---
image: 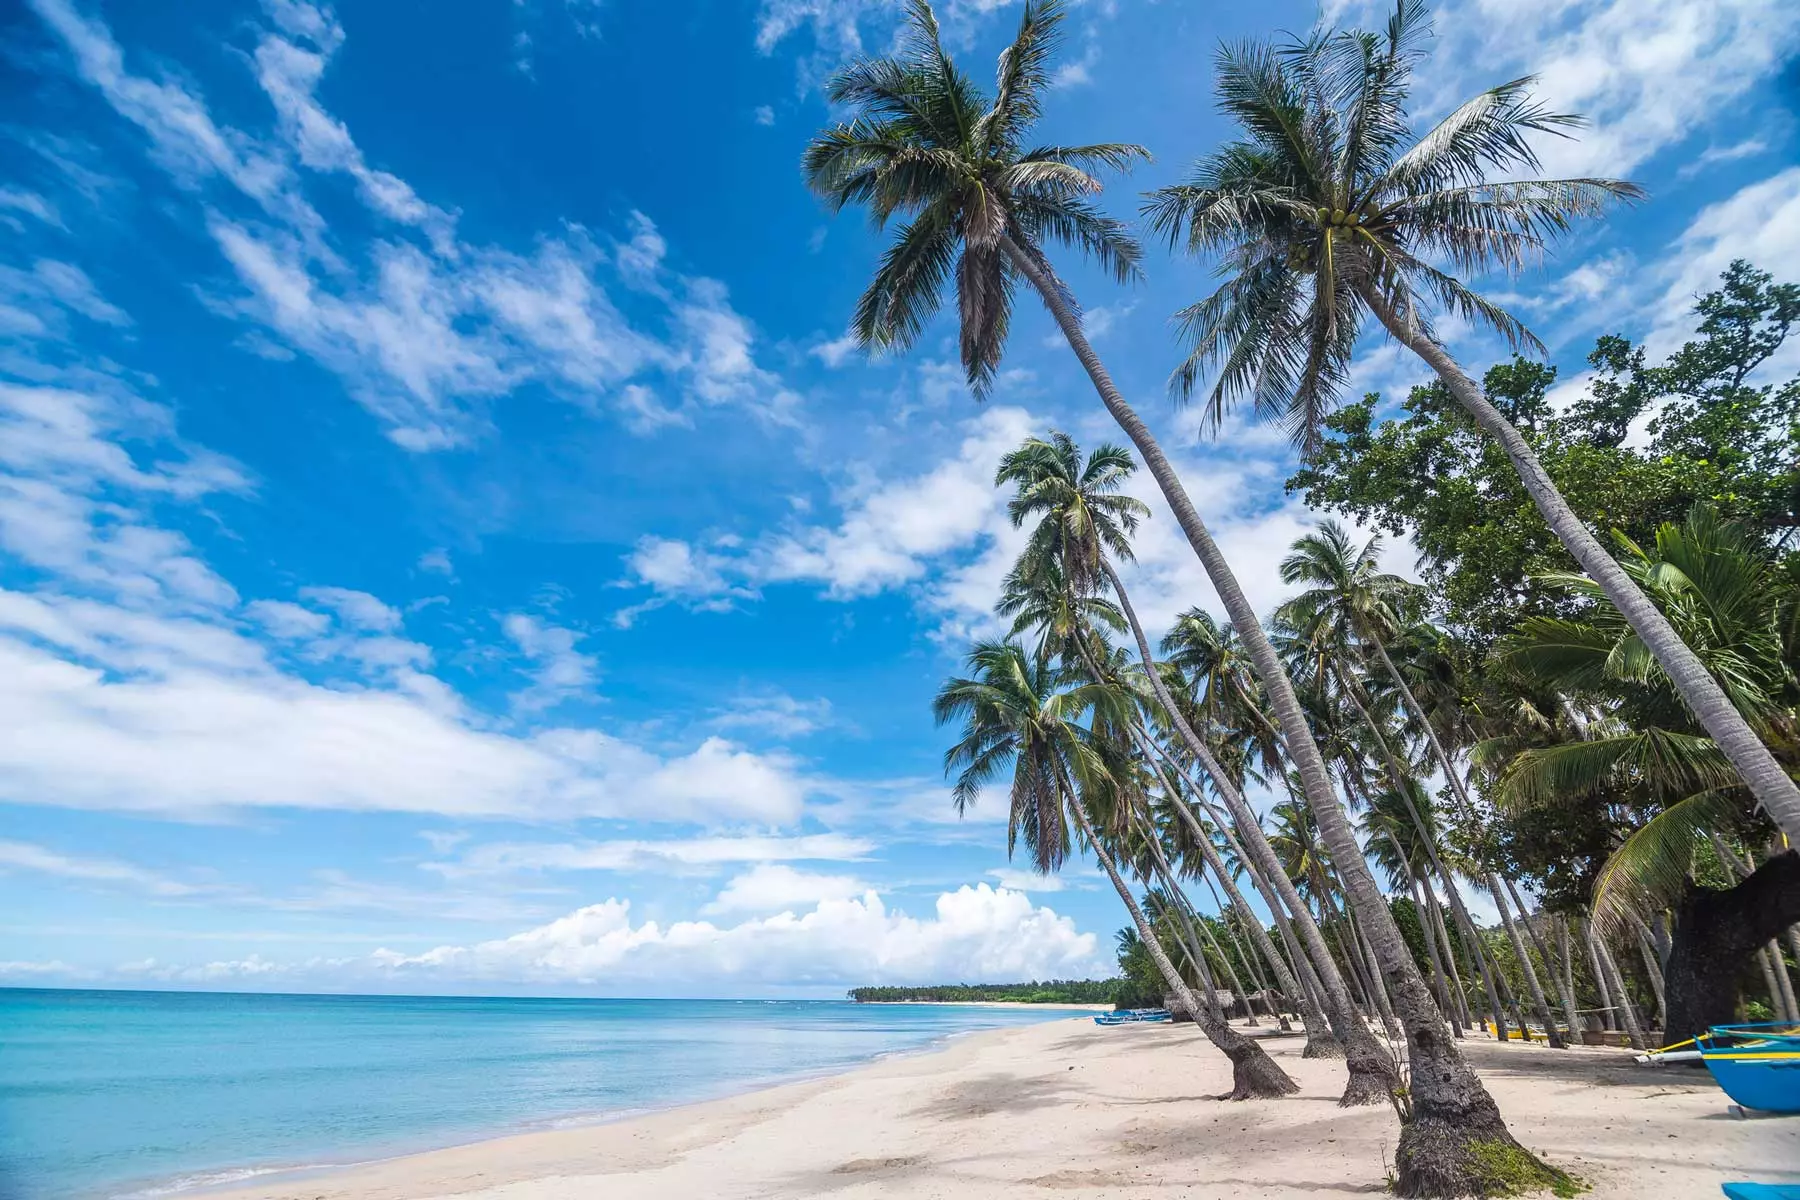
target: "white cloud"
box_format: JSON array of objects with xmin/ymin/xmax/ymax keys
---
[
  {"xmin": 1650, "ymin": 167, "xmax": 1800, "ymax": 355},
  {"xmin": 244, "ymin": 598, "xmax": 330, "ymax": 639},
  {"xmin": 987, "ymin": 866, "xmax": 1064, "ymax": 893},
  {"xmin": 0, "ymin": 839, "xmax": 209, "ymax": 897},
  {"xmin": 809, "ymin": 331, "xmax": 861, "ymax": 368},
  {"xmin": 304, "ymin": 884, "xmax": 1100, "ymax": 989},
  {"xmin": 1676, "ymin": 137, "xmax": 1771, "ymax": 180},
  {"xmin": 753, "ymin": 104, "xmax": 776, "ymax": 126},
  {"xmin": 760, "ymin": 406, "xmax": 1035, "ymax": 597},
  {"xmin": 701, "ymin": 863, "xmax": 867, "ymax": 915},
  {"xmin": 711, "ymin": 690, "xmax": 833, "ymax": 737},
  {"xmin": 296, "ymin": 585, "xmax": 401, "ymax": 632},
  {"xmin": 1385, "ymin": 0, "xmax": 1800, "ymax": 179},
  {"xmin": 416, "ymin": 547, "xmax": 453, "ymax": 575},
  {"xmin": 440, "ymin": 832, "xmax": 878, "ymax": 876},
  {"xmin": 503, "ymin": 613, "xmax": 598, "ymax": 713},
  {"xmin": 32, "ymin": 0, "xmax": 802, "ymax": 451},
  {"xmin": 0, "ymin": 187, "xmax": 60, "ymax": 228}
]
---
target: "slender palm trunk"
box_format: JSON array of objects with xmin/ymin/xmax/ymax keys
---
[
  {"xmin": 1624, "ymin": 917, "xmax": 1668, "ymax": 1030},
  {"xmin": 1554, "ymin": 920, "xmax": 1582, "ymax": 1041},
  {"xmin": 1207, "ymin": 875, "xmax": 1280, "ymax": 1023},
  {"xmin": 1014, "ymin": 243, "xmax": 1537, "ymax": 1193},
  {"xmin": 1101, "ymin": 560, "xmax": 1391, "ymax": 1088},
  {"xmin": 1402, "ymin": 857, "xmax": 1460, "ymax": 1033},
  {"xmin": 1363, "ymin": 289, "xmax": 1800, "ymax": 845},
  {"xmin": 1592, "ymin": 929, "xmax": 1647, "ymax": 1050},
  {"xmin": 1583, "ymin": 916, "xmax": 1618, "ymax": 1033},
  {"xmin": 1071, "ymin": 787, "xmax": 1296, "ymax": 1099},
  {"xmin": 1429, "ymin": 886, "xmax": 1474, "ymax": 1028},
  {"xmin": 1338, "ymin": 674, "xmax": 1515, "ymax": 1043},
  {"xmin": 1363, "ymin": 641, "xmax": 1567, "ymax": 1047},
  {"xmin": 1502, "ymin": 875, "xmax": 1580, "ymax": 1044}
]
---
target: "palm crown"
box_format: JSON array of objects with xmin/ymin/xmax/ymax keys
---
[
  {"xmin": 802, "ymin": 0, "xmax": 1148, "ymax": 392},
  {"xmin": 1142, "ymin": 0, "xmax": 1642, "ymax": 447}
]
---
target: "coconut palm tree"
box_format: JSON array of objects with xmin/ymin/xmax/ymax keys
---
[
  {"xmin": 1490, "ymin": 507, "xmax": 1800, "ymax": 1037},
  {"xmin": 933, "ymin": 640, "xmax": 1297, "ymax": 1098},
  {"xmin": 1280, "ymin": 522, "xmax": 1568, "ymax": 1046},
  {"xmin": 1143, "ymin": 0, "xmax": 1800, "ymax": 857},
  {"xmin": 997, "ymin": 432, "xmax": 1400, "ymax": 1089},
  {"xmin": 806, "ymin": 6, "xmax": 1541, "ymax": 1184}
]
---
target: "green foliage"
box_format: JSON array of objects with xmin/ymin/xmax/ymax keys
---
[
  {"xmin": 1112, "ymin": 928, "xmax": 1168, "ymax": 1008},
  {"xmin": 846, "ymin": 980, "xmax": 1122, "ymax": 1004},
  {"xmin": 1289, "ymin": 261, "xmax": 1800, "ymax": 645}
]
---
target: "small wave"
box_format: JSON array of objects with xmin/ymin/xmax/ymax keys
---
[{"xmin": 115, "ymin": 1158, "xmax": 378, "ymax": 1199}]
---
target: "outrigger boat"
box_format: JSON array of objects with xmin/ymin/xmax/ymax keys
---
[
  {"xmin": 1094, "ymin": 1008, "xmax": 1172, "ymax": 1026},
  {"xmin": 1638, "ymin": 1022, "xmax": 1800, "ymax": 1114}
]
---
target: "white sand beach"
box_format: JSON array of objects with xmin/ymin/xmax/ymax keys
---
[{"xmin": 214, "ymin": 1017, "xmax": 1799, "ymax": 1200}]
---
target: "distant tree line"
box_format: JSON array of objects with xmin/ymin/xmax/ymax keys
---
[{"xmin": 845, "ymin": 980, "xmax": 1120, "ymax": 1004}]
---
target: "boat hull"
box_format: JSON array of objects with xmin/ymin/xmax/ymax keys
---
[{"xmin": 1699, "ymin": 1025, "xmax": 1800, "ymax": 1114}]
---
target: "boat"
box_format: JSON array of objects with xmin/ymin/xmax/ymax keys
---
[
  {"xmin": 1093, "ymin": 1008, "xmax": 1172, "ymax": 1026},
  {"xmin": 1696, "ymin": 1023, "xmax": 1800, "ymax": 1114}
]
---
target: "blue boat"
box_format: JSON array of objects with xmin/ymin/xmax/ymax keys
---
[
  {"xmin": 1698, "ymin": 1023, "xmax": 1800, "ymax": 1114},
  {"xmin": 1093, "ymin": 1008, "xmax": 1173, "ymax": 1026}
]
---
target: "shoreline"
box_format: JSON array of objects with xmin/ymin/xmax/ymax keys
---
[
  {"xmin": 113, "ymin": 1021, "xmax": 1017, "ymax": 1200},
  {"xmin": 203, "ymin": 1018, "xmax": 1799, "ymax": 1200},
  {"xmin": 851, "ymin": 1000, "xmax": 1114, "ymax": 1010}
]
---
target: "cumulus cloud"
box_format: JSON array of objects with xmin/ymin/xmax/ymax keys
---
[{"xmin": 19, "ymin": 884, "xmax": 1102, "ymax": 992}]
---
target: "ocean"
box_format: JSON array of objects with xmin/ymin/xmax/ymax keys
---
[{"xmin": 0, "ymin": 988, "xmax": 1082, "ymax": 1200}]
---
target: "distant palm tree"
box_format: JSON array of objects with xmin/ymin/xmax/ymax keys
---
[
  {"xmin": 1143, "ymin": 0, "xmax": 1800, "ymax": 860},
  {"xmin": 998, "ymin": 433, "xmax": 1404, "ymax": 1085},
  {"xmin": 934, "ymin": 641, "xmax": 1298, "ymax": 1098},
  {"xmin": 1280, "ymin": 522, "xmax": 1568, "ymax": 1047}
]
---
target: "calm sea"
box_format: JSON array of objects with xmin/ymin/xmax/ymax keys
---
[{"xmin": 0, "ymin": 988, "xmax": 1080, "ymax": 1200}]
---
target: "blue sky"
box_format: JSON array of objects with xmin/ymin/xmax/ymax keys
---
[{"xmin": 1, "ymin": 0, "xmax": 1796, "ymax": 997}]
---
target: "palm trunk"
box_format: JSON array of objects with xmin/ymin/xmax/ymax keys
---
[
  {"xmin": 1555, "ymin": 920, "xmax": 1583, "ymax": 1041},
  {"xmin": 1629, "ymin": 921, "xmax": 1669, "ymax": 1030},
  {"xmin": 1015, "ymin": 242, "xmax": 1541, "ymax": 1194},
  {"xmin": 1429, "ymin": 886, "xmax": 1474, "ymax": 1028},
  {"xmin": 1101, "ymin": 560, "xmax": 1390, "ymax": 1088},
  {"xmin": 1406, "ymin": 864, "xmax": 1461, "ymax": 1033},
  {"xmin": 1362, "ymin": 641, "xmax": 1568, "ymax": 1048},
  {"xmin": 1070, "ymin": 786, "xmax": 1296, "ymax": 1099},
  {"xmin": 1502, "ymin": 875, "xmax": 1579, "ymax": 1045},
  {"xmin": 1338, "ymin": 674, "xmax": 1514, "ymax": 1044},
  {"xmin": 1363, "ymin": 287, "xmax": 1800, "ymax": 845},
  {"xmin": 1583, "ymin": 916, "xmax": 1618, "ymax": 1033},
  {"xmin": 1202, "ymin": 872, "xmax": 1273, "ymax": 1023},
  {"xmin": 1593, "ymin": 929, "xmax": 1646, "ymax": 1050}
]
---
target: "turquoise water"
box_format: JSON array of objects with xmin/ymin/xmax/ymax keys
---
[{"xmin": 0, "ymin": 989, "xmax": 1080, "ymax": 1200}]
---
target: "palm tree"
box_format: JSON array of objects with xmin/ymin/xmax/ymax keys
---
[
  {"xmin": 805, "ymin": 6, "xmax": 1540, "ymax": 1184},
  {"xmin": 1280, "ymin": 522, "xmax": 1568, "ymax": 1047},
  {"xmin": 934, "ymin": 641, "xmax": 1297, "ymax": 1098},
  {"xmin": 997, "ymin": 433, "xmax": 1400, "ymax": 1091},
  {"xmin": 1491, "ymin": 507, "xmax": 1800, "ymax": 1036},
  {"xmin": 1143, "ymin": 0, "xmax": 1800, "ymax": 854}
]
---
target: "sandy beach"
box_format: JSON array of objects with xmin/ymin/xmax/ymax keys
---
[{"xmin": 213, "ymin": 1017, "xmax": 1798, "ymax": 1200}]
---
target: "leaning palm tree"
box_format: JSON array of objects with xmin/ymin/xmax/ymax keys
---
[
  {"xmin": 998, "ymin": 433, "xmax": 1400, "ymax": 1090},
  {"xmin": 1143, "ymin": 0, "xmax": 1800, "ymax": 854},
  {"xmin": 1280, "ymin": 522, "xmax": 1569, "ymax": 1047},
  {"xmin": 933, "ymin": 640, "xmax": 1297, "ymax": 1098},
  {"xmin": 804, "ymin": 5, "xmax": 1544, "ymax": 1186}
]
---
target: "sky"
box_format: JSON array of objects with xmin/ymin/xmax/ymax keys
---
[{"xmin": 0, "ymin": 0, "xmax": 1796, "ymax": 998}]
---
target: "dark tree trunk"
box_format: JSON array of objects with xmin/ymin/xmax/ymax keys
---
[{"xmin": 1664, "ymin": 851, "xmax": 1800, "ymax": 1041}]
